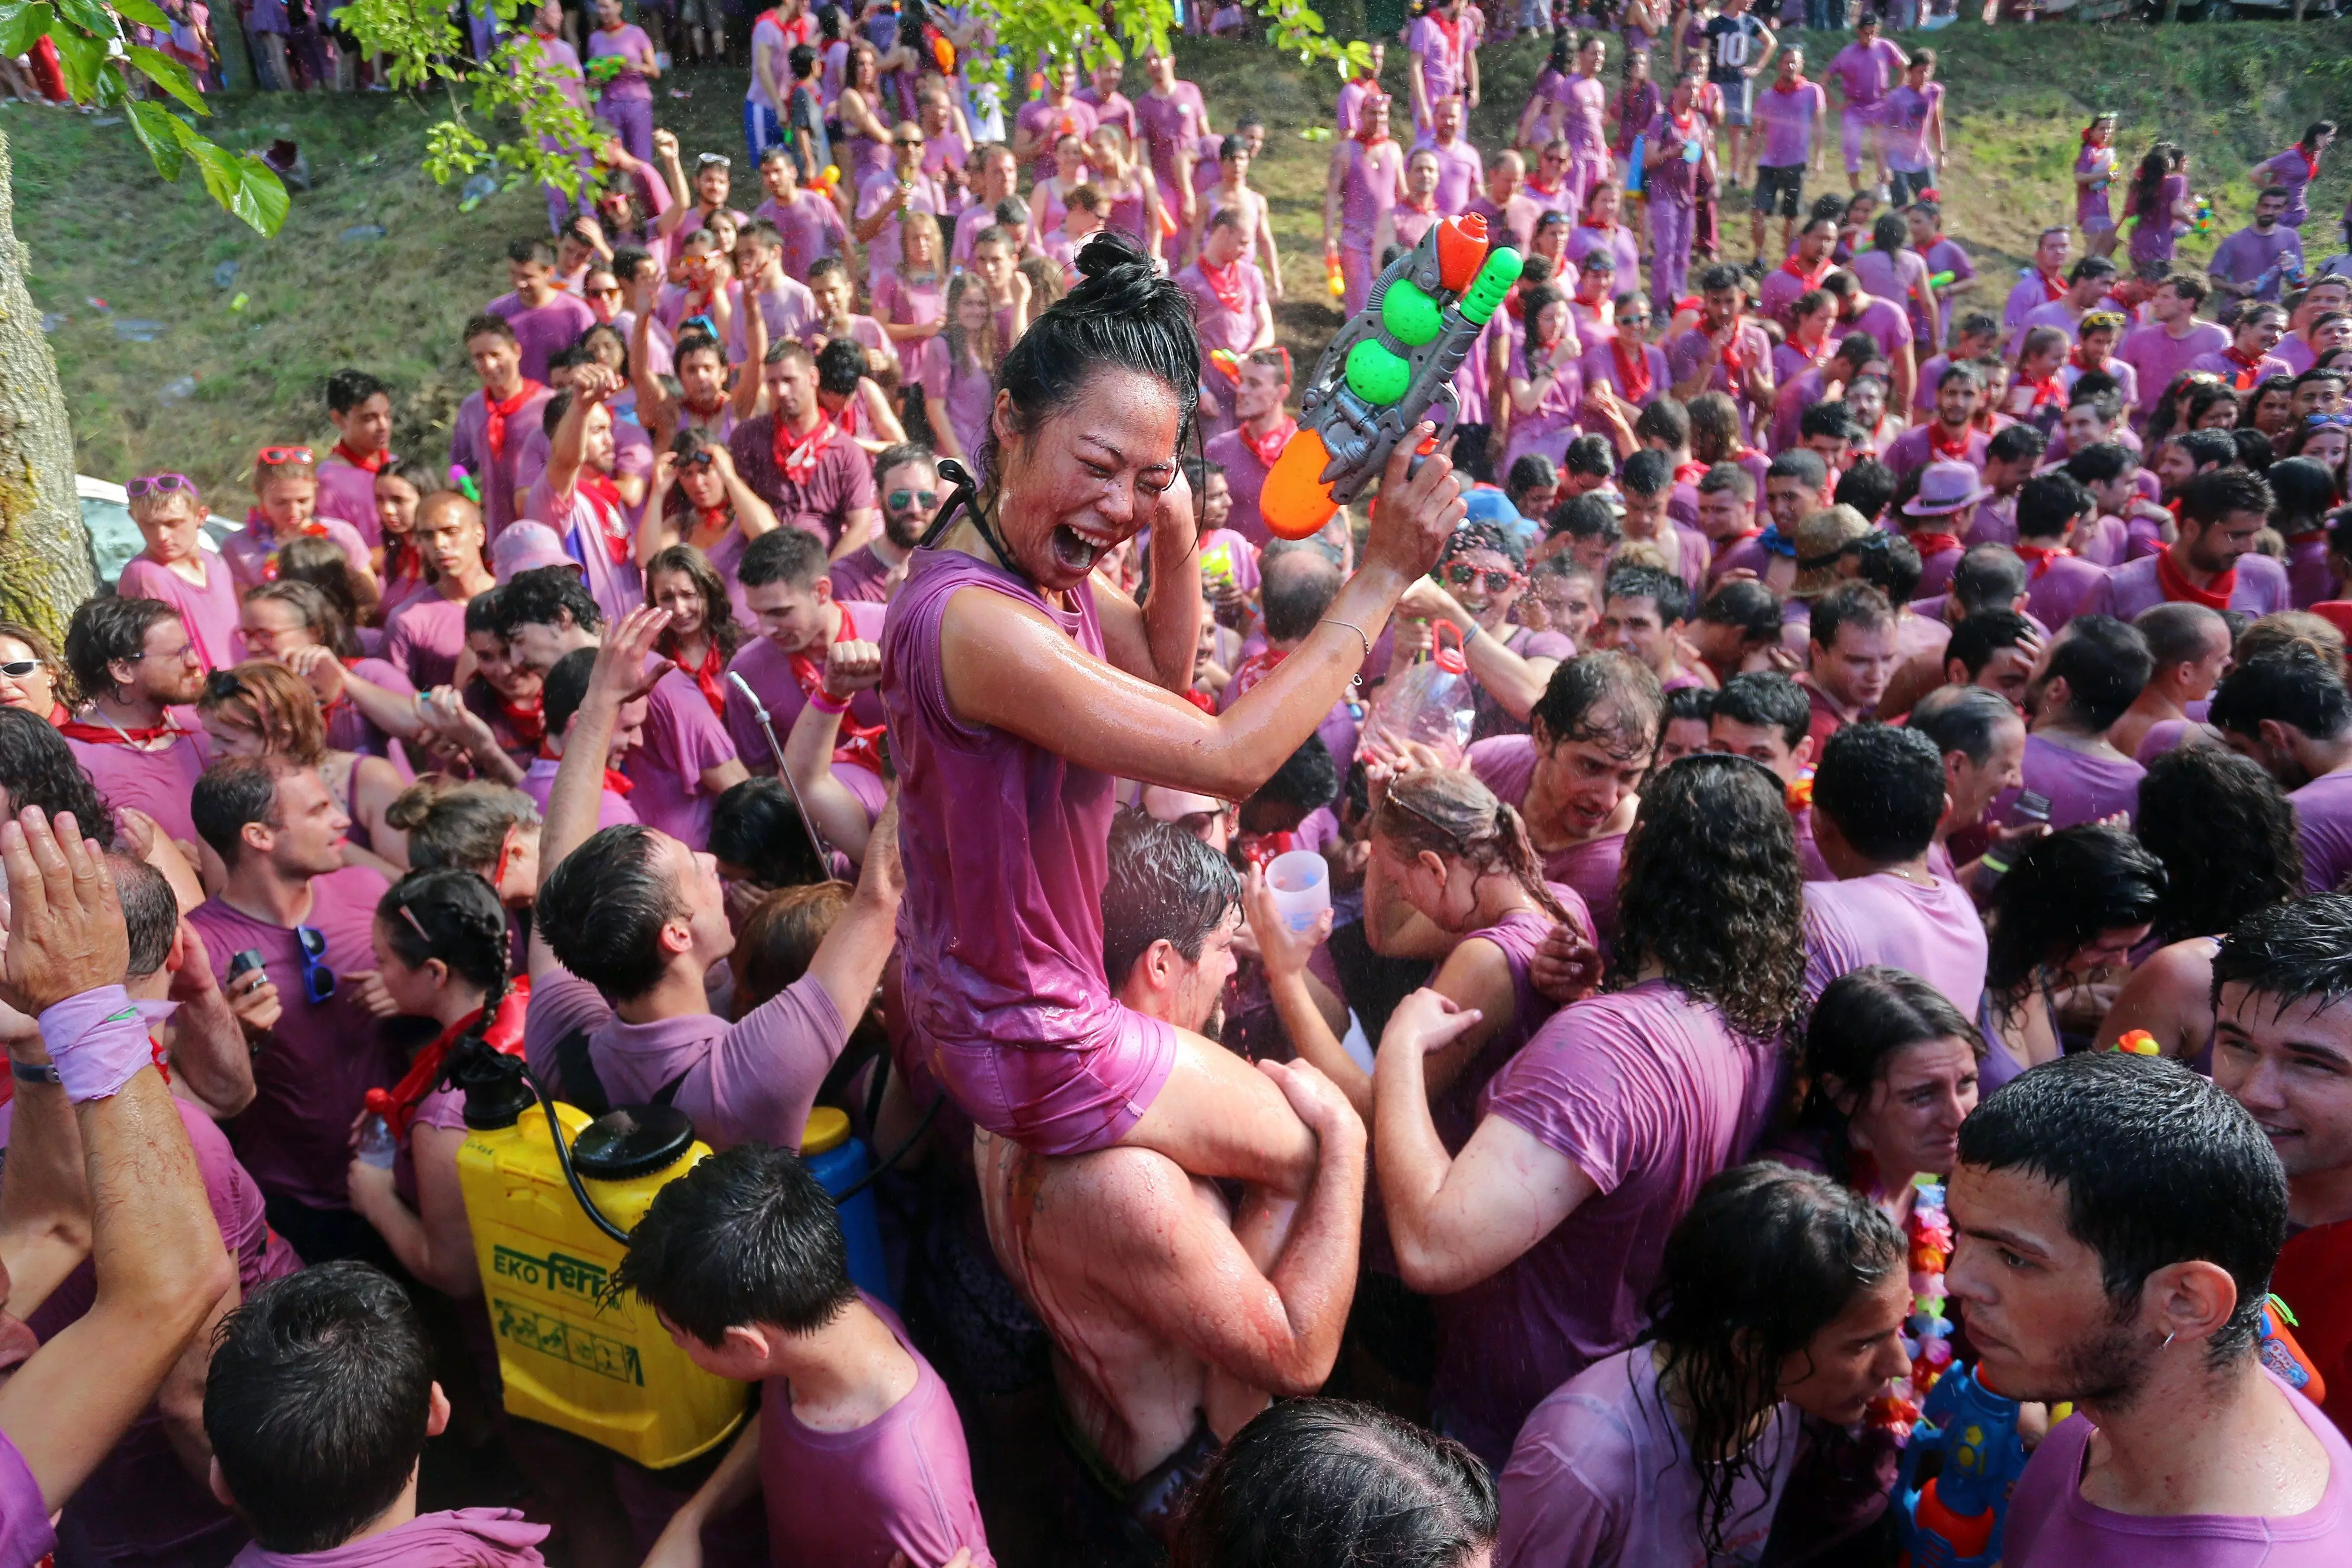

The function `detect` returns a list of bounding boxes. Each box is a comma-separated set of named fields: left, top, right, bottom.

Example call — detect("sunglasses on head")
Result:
left=697, top=153, right=731, bottom=169
left=294, top=924, right=337, bottom=1005
left=682, top=449, right=719, bottom=468
left=888, top=488, right=938, bottom=511
left=1445, top=563, right=1521, bottom=593
left=126, top=472, right=198, bottom=500
left=2307, top=412, right=2352, bottom=429
left=256, top=446, right=315, bottom=467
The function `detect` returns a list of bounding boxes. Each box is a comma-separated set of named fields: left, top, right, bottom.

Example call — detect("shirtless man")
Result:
left=976, top=815, right=1363, bottom=1548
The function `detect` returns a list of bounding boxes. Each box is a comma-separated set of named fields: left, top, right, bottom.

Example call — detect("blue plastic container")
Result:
left=801, top=1107, right=893, bottom=1307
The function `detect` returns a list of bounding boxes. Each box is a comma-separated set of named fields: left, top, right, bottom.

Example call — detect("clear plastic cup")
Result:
left=1265, top=850, right=1332, bottom=935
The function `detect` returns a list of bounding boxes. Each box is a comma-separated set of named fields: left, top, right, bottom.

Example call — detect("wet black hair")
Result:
left=1812, top=722, right=1947, bottom=864
left=1103, top=808, right=1242, bottom=986
left=0, top=707, right=118, bottom=849
left=1799, top=967, right=1978, bottom=1182
left=377, top=868, right=512, bottom=1060
left=613, top=1143, right=858, bottom=1345
left=1984, top=825, right=2165, bottom=1002
left=1711, top=671, right=1809, bottom=751
left=2136, top=747, right=2303, bottom=947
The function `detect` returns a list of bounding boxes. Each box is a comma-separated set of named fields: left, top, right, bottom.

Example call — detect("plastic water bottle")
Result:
left=1367, top=621, right=1478, bottom=767
left=357, top=1113, right=397, bottom=1169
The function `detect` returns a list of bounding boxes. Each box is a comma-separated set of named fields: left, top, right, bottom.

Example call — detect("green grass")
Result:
left=12, top=17, right=2352, bottom=498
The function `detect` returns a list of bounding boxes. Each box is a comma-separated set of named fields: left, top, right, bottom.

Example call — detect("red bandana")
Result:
left=1199, top=258, right=1252, bottom=317
left=56, top=716, right=185, bottom=745
left=2301, top=146, right=2322, bottom=182
left=1907, top=531, right=1962, bottom=557
left=483, top=380, right=545, bottom=464
left=789, top=651, right=890, bottom=774
left=690, top=503, right=733, bottom=546
left=2069, top=343, right=2109, bottom=375
left=499, top=693, right=546, bottom=748
left=1927, top=421, right=1975, bottom=460
left=1772, top=72, right=1809, bottom=94
left=332, top=442, right=389, bottom=474
left=1781, top=254, right=1833, bottom=290
left=2156, top=547, right=2236, bottom=610
left=664, top=635, right=729, bottom=716
left=604, top=767, right=636, bottom=797
left=771, top=413, right=834, bottom=486
left=2038, top=269, right=2066, bottom=304
left=2016, top=542, right=2072, bottom=579
left=1610, top=336, right=1653, bottom=404
left=2221, top=346, right=2269, bottom=391
left=1242, top=416, right=1299, bottom=472
left=576, top=472, right=631, bottom=563
left=2015, top=372, right=2064, bottom=412
left=1673, top=460, right=1708, bottom=486
left=364, top=979, right=531, bottom=1141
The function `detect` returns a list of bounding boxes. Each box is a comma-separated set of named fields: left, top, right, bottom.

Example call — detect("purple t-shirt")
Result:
left=1882, top=82, right=1942, bottom=172
left=1829, top=38, right=1905, bottom=109
left=1467, top=735, right=1629, bottom=949
left=1417, top=135, right=1485, bottom=218
left=2209, top=224, right=2305, bottom=303
left=2130, top=173, right=2192, bottom=268
left=918, top=336, right=994, bottom=464
left=229, top=1507, right=549, bottom=1568
left=522, top=475, right=643, bottom=630
left=450, top=384, right=555, bottom=541
left=1015, top=94, right=1099, bottom=182
left=2003, top=1376, right=2352, bottom=1568
left=1497, top=1345, right=1798, bottom=1568
left=619, top=666, right=742, bottom=852
left=2292, top=767, right=2352, bottom=894
left=1435, top=981, right=1782, bottom=1467
left=517, top=755, right=639, bottom=830
left=189, top=866, right=403, bottom=1211
left=116, top=552, right=244, bottom=673
left=524, top=962, right=846, bottom=1152
left=1987, top=733, right=2147, bottom=832
left=728, top=417, right=877, bottom=549
left=313, top=454, right=388, bottom=545
left=65, top=719, right=210, bottom=848
left=2259, top=146, right=2320, bottom=223
left=2118, top=321, right=2231, bottom=414
left=757, top=1300, right=995, bottom=1568
left=219, top=516, right=374, bottom=594
left=720, top=604, right=890, bottom=768
left=0, top=1429, right=52, bottom=1568
left=1802, top=872, right=1988, bottom=1016
left=2085, top=553, right=2293, bottom=622
left=381, top=593, right=470, bottom=691
left=756, top=192, right=851, bottom=282
left=485, top=290, right=599, bottom=385
left=1753, top=80, right=1826, bottom=169
left=586, top=22, right=653, bottom=99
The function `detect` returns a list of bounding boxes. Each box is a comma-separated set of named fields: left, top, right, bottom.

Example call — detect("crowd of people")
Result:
left=7, top=2, right=2352, bottom=1567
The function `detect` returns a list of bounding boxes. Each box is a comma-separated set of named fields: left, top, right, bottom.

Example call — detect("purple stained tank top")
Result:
left=1342, top=141, right=1398, bottom=249
left=880, top=549, right=1121, bottom=1057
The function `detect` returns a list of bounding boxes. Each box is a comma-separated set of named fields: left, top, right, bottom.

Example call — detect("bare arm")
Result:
left=1374, top=988, right=1595, bottom=1295
left=541, top=605, right=673, bottom=879
left=1092, top=468, right=1203, bottom=694
left=781, top=641, right=884, bottom=862
left=348, top=1123, right=481, bottom=1299
left=643, top=1422, right=761, bottom=1568
left=802, top=794, right=903, bottom=1029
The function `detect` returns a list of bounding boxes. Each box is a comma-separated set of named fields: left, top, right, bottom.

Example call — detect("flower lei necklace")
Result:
left=1849, top=1155, right=1955, bottom=1442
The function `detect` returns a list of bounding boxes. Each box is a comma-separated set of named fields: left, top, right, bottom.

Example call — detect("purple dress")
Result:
left=880, top=549, right=1177, bottom=1158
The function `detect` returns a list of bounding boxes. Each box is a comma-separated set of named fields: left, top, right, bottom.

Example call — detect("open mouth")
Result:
left=1050, top=523, right=1112, bottom=575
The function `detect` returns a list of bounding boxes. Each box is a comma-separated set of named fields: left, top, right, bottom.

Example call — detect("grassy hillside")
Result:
left=12, top=16, right=2352, bottom=498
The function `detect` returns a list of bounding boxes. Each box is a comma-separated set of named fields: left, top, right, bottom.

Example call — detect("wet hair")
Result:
left=1808, top=582, right=1895, bottom=653
left=1250, top=734, right=1339, bottom=816
left=0, top=707, right=118, bottom=848
left=1663, top=685, right=1715, bottom=732
left=1171, top=1399, right=1495, bottom=1568
left=2212, top=891, right=2352, bottom=1018
left=1259, top=541, right=1344, bottom=644
left=2210, top=641, right=2352, bottom=743
left=462, top=311, right=518, bottom=348
left=645, top=544, right=747, bottom=663
left=1946, top=610, right=2033, bottom=680
left=733, top=882, right=851, bottom=1014
left=1371, top=768, right=1578, bottom=929
left=1832, top=459, right=1898, bottom=527
left=112, top=852, right=177, bottom=979
left=196, top=662, right=329, bottom=767
left=1765, top=447, right=1828, bottom=492
left=265, top=541, right=367, bottom=660
left=1799, top=401, right=1857, bottom=445
left=1698, top=580, right=1780, bottom=644
left=1440, top=519, right=1527, bottom=573
left=709, top=778, right=829, bottom=890
left=2136, top=747, right=2303, bottom=947
left=1906, top=684, right=2020, bottom=769
left=2135, top=601, right=2228, bottom=671
left=1984, top=825, right=2166, bottom=1001
left=1645, top=1162, right=1903, bottom=1557
left=191, top=755, right=290, bottom=864
left=1545, top=493, right=1622, bottom=550
left=1811, top=723, right=1947, bottom=863
left=487, top=566, right=604, bottom=637
left=2271, top=458, right=2341, bottom=528
left=1800, top=968, right=1979, bottom=1180
left=1846, top=531, right=1920, bottom=606
left=386, top=779, right=540, bottom=881
left=1711, top=671, right=1809, bottom=751
left=539, top=647, right=600, bottom=742
left=815, top=337, right=868, bottom=400
left=376, top=868, right=512, bottom=1058
left=1957, top=1051, right=2284, bottom=1373
left=1949, top=546, right=2030, bottom=616
left=1603, top=563, right=1688, bottom=626
left=1633, top=395, right=1690, bottom=453
left=1532, top=651, right=1663, bottom=760
left=205, top=1262, right=435, bottom=1554
left=2180, top=469, right=2275, bottom=532
left=2016, top=473, right=2093, bottom=543
left=1686, top=393, right=1744, bottom=466
left=1102, top=809, right=1243, bottom=986
left=1562, top=433, right=1615, bottom=480
left=64, top=593, right=182, bottom=703
left=978, top=230, right=1200, bottom=503
left=2044, top=614, right=2153, bottom=731
left=1616, top=754, right=1805, bottom=1037
left=1504, top=454, right=1559, bottom=511
left=613, top=1142, right=858, bottom=1346
left=539, top=824, right=684, bottom=1002
left=737, top=525, right=831, bottom=591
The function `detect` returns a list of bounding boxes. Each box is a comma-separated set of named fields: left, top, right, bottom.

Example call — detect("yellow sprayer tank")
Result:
left=455, top=1092, right=747, bottom=1467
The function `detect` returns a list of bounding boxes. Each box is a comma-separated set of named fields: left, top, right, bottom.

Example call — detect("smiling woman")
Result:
left=880, top=228, right=1465, bottom=1183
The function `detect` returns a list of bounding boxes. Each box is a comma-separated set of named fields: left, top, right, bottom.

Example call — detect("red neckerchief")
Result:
left=332, top=442, right=389, bottom=474
left=499, top=693, right=546, bottom=747
left=2300, top=146, right=2321, bottom=182
left=1229, top=646, right=1284, bottom=700
left=1581, top=216, right=1618, bottom=233
left=662, top=634, right=728, bottom=716
left=2222, top=345, right=2269, bottom=390
left=576, top=472, right=631, bottom=563
left=2156, top=547, right=2236, bottom=609
left=383, top=534, right=424, bottom=586
left=482, top=380, right=544, bottom=463
left=1907, top=531, right=1962, bottom=557
left=1772, top=71, right=1809, bottom=94
left=771, top=412, right=834, bottom=486
left=1672, top=460, right=1707, bottom=485
left=1781, top=255, right=1833, bottom=293
left=540, top=741, right=639, bottom=797
left=1237, top=829, right=1294, bottom=869
left=364, top=979, right=531, bottom=1141
left=1610, top=336, right=1653, bottom=403
left=2016, top=541, right=2072, bottom=579
left=2068, top=343, right=2109, bottom=375
left=1355, top=105, right=1392, bottom=147
left=2290, top=527, right=2331, bottom=546
left=787, top=651, right=890, bottom=774
left=1425, top=8, right=1461, bottom=56
left=1526, top=175, right=1566, bottom=198
left=2015, top=371, right=2064, bottom=411
left=56, top=714, right=185, bottom=745
left=1199, top=258, right=1251, bottom=317
left=1242, top=415, right=1299, bottom=471
left=689, top=503, right=733, bottom=546
left=2037, top=269, right=2066, bottom=303
left=1927, top=420, right=1975, bottom=460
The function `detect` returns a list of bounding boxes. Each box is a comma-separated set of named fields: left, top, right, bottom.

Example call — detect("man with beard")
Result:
left=2209, top=186, right=2306, bottom=307
left=2087, top=469, right=2291, bottom=620
left=2211, top=894, right=2352, bottom=1437
left=1949, top=1052, right=2352, bottom=1563
left=827, top=444, right=939, bottom=603
left=58, top=596, right=211, bottom=850
left=977, top=814, right=1365, bottom=1561
left=2208, top=644, right=2352, bottom=894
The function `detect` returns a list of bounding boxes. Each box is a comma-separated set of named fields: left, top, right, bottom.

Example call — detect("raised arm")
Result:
left=540, top=606, right=673, bottom=877
left=801, top=792, right=903, bottom=1029
left=780, top=641, right=885, bottom=862
left=548, top=364, right=625, bottom=499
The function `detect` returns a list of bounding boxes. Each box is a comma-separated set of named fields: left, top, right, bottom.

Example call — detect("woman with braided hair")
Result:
left=345, top=867, right=529, bottom=1300
left=1253, top=766, right=1591, bottom=1136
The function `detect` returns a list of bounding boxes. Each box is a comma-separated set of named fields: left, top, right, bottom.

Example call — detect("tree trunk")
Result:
left=0, top=130, right=95, bottom=648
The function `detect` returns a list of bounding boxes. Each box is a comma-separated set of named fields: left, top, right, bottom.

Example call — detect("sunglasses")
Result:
left=256, top=446, right=315, bottom=466
left=1445, top=563, right=1521, bottom=593
left=294, top=924, right=337, bottom=1005
left=0, top=660, right=41, bottom=680
left=888, top=488, right=938, bottom=511
left=2306, top=412, right=2352, bottom=429
left=697, top=153, right=731, bottom=169
left=126, top=472, right=198, bottom=499
left=896, top=137, right=926, bottom=149
left=590, top=282, right=625, bottom=297
left=682, top=449, right=719, bottom=468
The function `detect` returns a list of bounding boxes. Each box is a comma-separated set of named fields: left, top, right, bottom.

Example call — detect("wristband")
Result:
left=36, top=985, right=154, bottom=1104
left=808, top=688, right=851, bottom=715
left=9, top=1061, right=59, bottom=1086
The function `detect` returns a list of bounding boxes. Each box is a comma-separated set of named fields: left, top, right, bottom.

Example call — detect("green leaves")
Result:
left=123, top=99, right=187, bottom=182
left=0, top=3, right=55, bottom=59
left=125, top=45, right=208, bottom=116
left=183, top=137, right=290, bottom=235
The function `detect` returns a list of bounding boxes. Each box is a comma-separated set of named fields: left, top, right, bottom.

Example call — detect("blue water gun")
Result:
left=1894, top=1363, right=2029, bottom=1568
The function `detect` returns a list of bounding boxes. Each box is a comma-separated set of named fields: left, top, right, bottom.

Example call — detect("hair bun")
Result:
left=1067, top=230, right=1179, bottom=317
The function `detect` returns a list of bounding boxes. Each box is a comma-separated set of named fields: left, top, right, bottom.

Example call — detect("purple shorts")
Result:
left=926, top=1004, right=1178, bottom=1158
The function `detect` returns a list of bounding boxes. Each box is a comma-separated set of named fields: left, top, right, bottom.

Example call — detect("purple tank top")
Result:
left=880, top=549, right=1119, bottom=1055
left=1342, top=141, right=1398, bottom=248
